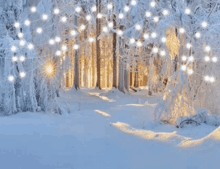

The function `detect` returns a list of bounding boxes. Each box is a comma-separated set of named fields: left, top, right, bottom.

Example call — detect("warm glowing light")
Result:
left=131, top=0, right=137, bottom=6
left=80, top=25, right=86, bottom=30
left=117, top=30, right=123, bottom=36
left=28, top=43, right=34, bottom=50
left=74, top=44, right=79, bottom=50
left=75, top=7, right=81, bottom=13
left=152, top=47, right=159, bottom=53
left=71, top=30, right=76, bottom=36
left=181, top=65, right=187, bottom=71
left=8, top=76, right=14, bottom=82
left=212, top=57, right=218, bottom=63
left=119, top=13, right=124, bottom=19
left=108, top=22, right=113, bottom=28
left=86, top=15, right=91, bottom=21
left=55, top=36, right=61, bottom=43
left=186, top=43, right=192, bottom=49
left=202, top=21, right=208, bottom=28
left=24, top=20, right=30, bottom=26
left=187, top=69, right=193, bottom=75
left=124, top=6, right=130, bottom=12
left=61, top=16, right=67, bottom=22
left=153, top=16, right=159, bottom=22
left=161, top=37, right=167, bottom=43
left=182, top=55, right=187, bottom=61
left=151, top=32, right=157, bottom=38
left=89, top=37, right=95, bottom=42
left=195, top=32, right=201, bottom=38
left=49, top=39, right=55, bottom=45
left=20, top=72, right=26, bottom=78
left=179, top=28, right=185, bottom=34
left=107, top=3, right=113, bottom=9
left=210, top=77, right=215, bottom=83
left=62, top=45, right=67, bottom=51
left=136, top=41, right=142, bottom=47
left=14, top=22, right=20, bottom=28
left=163, top=9, right=169, bottom=16
left=160, top=50, right=166, bottom=56
left=12, top=56, right=18, bottom=62
left=36, top=27, right=43, bottom=34
left=146, top=11, right=152, bottom=18
left=20, top=56, right=25, bottom=62
left=188, top=56, right=194, bottom=62
left=150, top=1, right=156, bottom=7
left=103, top=27, right=108, bottom=32
left=130, top=38, right=135, bottom=44
left=205, top=46, right=211, bottom=52
left=204, top=56, right=210, bottom=62
left=91, top=5, right=97, bottom=12
left=44, top=62, right=56, bottom=78
left=18, top=33, right=24, bottom=38
left=97, top=13, right=102, bottom=19
left=185, top=8, right=191, bottom=14
left=144, top=33, right=149, bottom=39
left=20, top=40, right=26, bottom=46
left=54, top=8, right=60, bottom=14
left=204, top=76, right=210, bottom=81
left=11, top=46, right=17, bottom=52
left=42, top=14, right=48, bottom=21
left=56, top=50, right=61, bottom=56
left=135, top=24, right=141, bottom=30
left=31, top=6, right=37, bottom=13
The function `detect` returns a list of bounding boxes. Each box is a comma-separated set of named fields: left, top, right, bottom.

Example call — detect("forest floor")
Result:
left=0, top=88, right=220, bottom=169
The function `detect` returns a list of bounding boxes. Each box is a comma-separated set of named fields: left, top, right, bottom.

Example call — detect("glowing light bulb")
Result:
left=136, top=41, right=142, bottom=47
left=74, top=44, right=79, bottom=50
left=117, top=30, right=123, bottom=36
left=71, top=30, right=76, bottom=36
left=185, top=8, right=191, bottom=14
left=89, top=37, right=95, bottom=42
left=31, top=6, right=37, bottom=13
left=49, top=39, right=55, bottom=45
left=204, top=76, right=210, bottom=81
left=62, top=45, right=67, bottom=51
left=20, top=56, right=25, bottom=62
left=188, top=56, right=194, bottom=62
left=186, top=43, right=192, bottom=49
left=124, top=6, right=130, bottom=12
left=14, top=22, right=20, bottom=28
left=163, top=9, right=169, bottom=16
left=75, top=7, right=81, bottom=13
left=61, top=16, right=67, bottom=22
left=97, top=13, right=102, bottom=19
left=8, top=76, right=14, bottom=82
left=202, top=21, right=208, bottom=28
left=56, top=50, right=61, bottom=56
left=146, top=11, right=152, bottom=18
left=91, top=5, right=97, bottom=12
left=152, top=47, right=159, bottom=53
left=210, top=77, right=215, bottom=83
left=107, top=3, right=113, bottom=9
left=153, top=16, right=159, bottom=22
left=54, top=8, right=60, bottom=14
left=131, top=0, right=137, bottom=6
left=20, top=72, right=26, bottom=78
left=135, top=24, right=141, bottom=30
left=195, top=32, right=201, bottom=38
left=151, top=32, right=157, bottom=38
left=119, top=13, right=124, bottom=19
left=80, top=25, right=86, bottom=30
left=55, top=36, right=61, bottom=43
left=36, top=27, right=43, bottom=34
left=160, top=50, right=166, bottom=56
left=108, top=22, right=113, bottom=28
left=28, top=44, right=34, bottom=50
left=182, top=55, right=187, bottom=61
left=150, top=1, right=156, bottom=7
left=161, top=37, right=167, bottom=43
left=42, top=14, right=48, bottom=21
left=24, top=20, right=30, bottom=26
left=204, top=56, right=210, bottom=62
left=212, top=57, right=217, bottom=63
left=20, top=40, right=26, bottom=46
left=11, top=46, right=17, bottom=52
left=130, top=38, right=135, bottom=44
left=187, top=69, right=193, bottom=75
left=86, top=15, right=91, bottom=21
left=103, top=27, right=108, bottom=32
left=144, top=33, right=149, bottom=39
left=12, top=56, right=18, bottom=62
left=181, top=65, right=187, bottom=71
left=205, top=46, right=211, bottom=52
left=179, top=28, right=185, bottom=34
left=18, top=33, right=24, bottom=38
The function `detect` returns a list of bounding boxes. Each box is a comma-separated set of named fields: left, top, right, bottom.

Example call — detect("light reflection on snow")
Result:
left=94, top=110, right=111, bottom=117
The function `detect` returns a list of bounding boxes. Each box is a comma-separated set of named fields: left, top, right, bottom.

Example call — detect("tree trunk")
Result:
left=96, top=0, right=101, bottom=89
left=113, top=14, right=117, bottom=89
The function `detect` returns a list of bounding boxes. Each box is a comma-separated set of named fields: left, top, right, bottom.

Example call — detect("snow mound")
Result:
left=94, top=110, right=111, bottom=117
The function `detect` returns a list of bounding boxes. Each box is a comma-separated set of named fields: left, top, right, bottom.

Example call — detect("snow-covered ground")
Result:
left=0, top=89, right=220, bottom=169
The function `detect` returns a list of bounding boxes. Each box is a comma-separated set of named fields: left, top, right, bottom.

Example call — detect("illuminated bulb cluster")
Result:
left=131, top=0, right=137, bottom=6
left=160, top=50, right=166, bottom=56
left=179, top=28, right=185, bottom=34
left=163, top=9, right=169, bottom=16
left=195, top=32, right=201, bottom=38
left=74, top=44, right=79, bottom=50
left=18, top=33, right=24, bottom=38
left=54, top=8, right=60, bottom=14
left=20, top=40, right=26, bottom=46
left=42, top=14, right=48, bottom=21
left=14, top=22, right=20, bottom=28
left=61, top=16, right=67, bottom=23
left=12, top=56, right=18, bottom=62
left=161, top=37, right=167, bottom=43
left=75, top=7, right=81, bottom=13
left=24, top=20, right=30, bottom=26
left=185, top=8, right=191, bottom=15
left=150, top=1, right=156, bottom=7
left=124, top=6, right=130, bottom=12
left=130, top=38, right=135, bottom=44
left=136, top=41, right=142, bottom=47
left=91, top=6, right=97, bottom=12
left=152, top=47, right=159, bottom=53
left=117, top=30, right=123, bottom=36
left=55, top=36, right=61, bottom=43
left=8, top=76, right=14, bottom=82
left=62, top=45, right=67, bottom=51
left=181, top=65, right=187, bottom=71
left=56, top=50, right=61, bottom=56
left=205, top=46, right=211, bottom=52
left=49, top=39, right=55, bottom=45
left=107, top=3, right=113, bottom=10
left=31, top=6, right=37, bottom=13
left=135, top=24, right=141, bottom=30
left=71, top=30, right=77, bottom=36
left=108, top=22, right=113, bottom=28
left=182, top=55, right=187, bottom=61
left=97, top=13, right=102, bottom=19
left=86, top=15, right=91, bottom=21
left=204, top=76, right=215, bottom=83
left=212, top=57, right=217, bottom=63
left=36, top=27, right=43, bottom=34
left=186, top=43, right=192, bottom=49
left=20, top=72, right=26, bottom=78
left=153, top=16, right=159, bottom=23
left=144, top=33, right=149, bottom=39
left=119, top=13, right=124, bottom=19
left=80, top=25, right=86, bottom=30
left=28, top=44, right=34, bottom=50
left=202, top=21, right=208, bottom=28
left=151, top=32, right=157, bottom=38
left=146, top=11, right=152, bottom=18
left=11, top=46, right=17, bottom=52
left=20, top=56, right=25, bottom=62
left=204, top=56, right=210, bottom=62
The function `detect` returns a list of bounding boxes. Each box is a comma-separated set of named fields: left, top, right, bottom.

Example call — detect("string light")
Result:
left=150, top=1, right=156, bottom=7
left=179, top=28, right=185, bottom=34
left=103, top=27, right=108, bottom=32
left=119, top=13, right=124, bottom=19
left=146, top=11, right=152, bottom=18
left=24, top=20, right=30, bottom=26
left=186, top=43, right=192, bottom=49
left=49, top=39, right=55, bottom=45
left=11, top=46, right=17, bottom=52
left=131, top=0, right=137, bottom=6
left=56, top=50, right=61, bottom=56
left=89, top=37, right=95, bottom=42
left=20, top=72, right=26, bottom=78
left=80, top=24, right=86, bottom=30
left=136, top=41, right=142, bottom=47
left=12, top=56, right=18, bottom=62
left=42, top=14, right=48, bottom=21
left=205, top=46, right=211, bottom=52
left=130, top=38, right=135, bottom=44
left=31, top=6, right=37, bottom=13
left=202, top=21, right=208, bottom=28
left=97, top=13, right=103, bottom=19
left=152, top=47, right=159, bottom=53
left=62, top=45, right=67, bottom=51
left=210, top=76, right=215, bottom=83
left=108, top=22, right=113, bottom=28
left=153, top=16, right=159, bottom=22
left=185, top=8, right=191, bottom=14
left=55, top=36, right=61, bottom=43
left=182, top=55, right=187, bottom=61
left=71, top=30, right=77, bottom=36
left=91, top=5, right=97, bottom=12
left=187, top=69, right=193, bottom=75
left=19, top=40, right=26, bottom=46
left=86, top=15, right=91, bottom=21
left=75, top=7, right=81, bottom=13
left=117, top=30, right=123, bottom=36
left=54, top=8, right=60, bottom=14
left=204, top=56, right=210, bottom=62
left=163, top=9, right=169, bottom=16
left=195, top=32, right=201, bottom=38
left=204, top=76, right=210, bottom=81
left=188, top=56, right=194, bottom=62
left=36, top=27, right=43, bottom=34
left=161, top=37, right=167, bottom=43
left=74, top=44, right=79, bottom=50
left=28, top=44, right=34, bottom=50
left=151, top=32, right=157, bottom=38
left=124, top=6, right=130, bottom=12
left=14, top=22, right=20, bottom=28
left=20, top=56, right=25, bottom=62
left=18, top=33, right=24, bottom=38
left=144, top=33, right=149, bottom=39
left=160, top=50, right=166, bottom=56
left=181, top=65, right=187, bottom=71
left=135, top=24, right=141, bottom=30
left=61, top=16, right=67, bottom=23
left=107, top=3, right=113, bottom=10
left=8, top=76, right=14, bottom=82
left=212, top=57, right=217, bottom=62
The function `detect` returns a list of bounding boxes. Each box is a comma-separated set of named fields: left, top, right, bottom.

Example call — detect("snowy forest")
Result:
left=1, top=0, right=220, bottom=168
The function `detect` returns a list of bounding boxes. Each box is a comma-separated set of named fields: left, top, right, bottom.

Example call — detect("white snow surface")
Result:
left=0, top=89, right=220, bottom=169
